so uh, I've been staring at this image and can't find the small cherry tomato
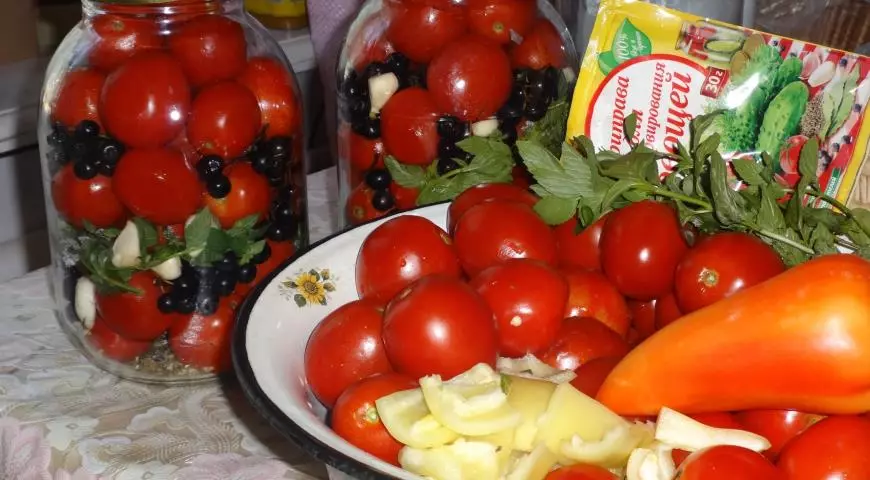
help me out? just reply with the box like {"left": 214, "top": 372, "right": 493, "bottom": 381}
{"left": 654, "top": 291, "right": 683, "bottom": 330}
{"left": 563, "top": 268, "right": 630, "bottom": 338}
{"left": 471, "top": 259, "right": 569, "bottom": 357}
{"left": 52, "top": 165, "right": 126, "bottom": 228}
{"left": 674, "top": 232, "right": 785, "bottom": 314}
{"left": 356, "top": 215, "right": 462, "bottom": 304}
{"left": 777, "top": 416, "right": 870, "bottom": 479}
{"left": 168, "top": 297, "right": 236, "bottom": 372}
{"left": 187, "top": 81, "right": 262, "bottom": 159}
{"left": 238, "top": 57, "right": 301, "bottom": 140}
{"left": 386, "top": 1, "right": 467, "bottom": 63}
{"left": 52, "top": 68, "right": 106, "bottom": 130}
{"left": 599, "top": 200, "right": 688, "bottom": 301}
{"left": 346, "top": 183, "right": 390, "bottom": 225}
{"left": 446, "top": 182, "right": 537, "bottom": 234}
{"left": 204, "top": 162, "right": 271, "bottom": 229}
{"left": 383, "top": 275, "right": 498, "bottom": 379}
{"left": 545, "top": 464, "right": 618, "bottom": 480}
{"left": 87, "top": 315, "right": 152, "bottom": 362}
{"left": 331, "top": 372, "right": 418, "bottom": 466}
{"left": 390, "top": 183, "right": 420, "bottom": 210}
{"left": 537, "top": 316, "right": 629, "bottom": 371}
{"left": 510, "top": 18, "right": 567, "bottom": 69}
{"left": 427, "top": 35, "right": 512, "bottom": 122}
{"left": 87, "top": 14, "right": 163, "bottom": 71}
{"left": 168, "top": 14, "right": 248, "bottom": 87}
{"left": 626, "top": 299, "right": 656, "bottom": 344}
{"left": 381, "top": 88, "right": 439, "bottom": 166}
{"left": 96, "top": 271, "right": 172, "bottom": 341}
{"left": 554, "top": 214, "right": 609, "bottom": 272}
{"left": 678, "top": 445, "right": 783, "bottom": 480}
{"left": 347, "top": 10, "right": 395, "bottom": 71}
{"left": 349, "top": 130, "right": 387, "bottom": 173}
{"left": 734, "top": 410, "right": 825, "bottom": 460}
{"left": 671, "top": 412, "right": 746, "bottom": 466}
{"left": 113, "top": 148, "right": 203, "bottom": 225}
{"left": 454, "top": 200, "right": 557, "bottom": 277}
{"left": 305, "top": 298, "right": 393, "bottom": 408}
{"left": 100, "top": 52, "right": 190, "bottom": 148}
{"left": 467, "top": 0, "right": 537, "bottom": 44}
{"left": 570, "top": 356, "right": 622, "bottom": 398}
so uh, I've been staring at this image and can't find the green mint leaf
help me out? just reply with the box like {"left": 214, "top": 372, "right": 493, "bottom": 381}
{"left": 597, "top": 148, "right": 657, "bottom": 183}
{"left": 461, "top": 140, "right": 514, "bottom": 180}
{"left": 241, "top": 239, "right": 266, "bottom": 265}
{"left": 622, "top": 189, "right": 650, "bottom": 202}
{"left": 131, "top": 217, "right": 158, "bottom": 252}
{"left": 385, "top": 156, "right": 427, "bottom": 189}
{"left": 228, "top": 215, "right": 260, "bottom": 238}
{"left": 417, "top": 178, "right": 460, "bottom": 205}
{"left": 760, "top": 152, "right": 776, "bottom": 179}
{"left": 771, "top": 228, "right": 812, "bottom": 267}
{"left": 731, "top": 158, "right": 766, "bottom": 186}
{"left": 534, "top": 196, "right": 579, "bottom": 225}
{"left": 757, "top": 185, "right": 787, "bottom": 230}
{"left": 185, "top": 209, "right": 217, "bottom": 253}
{"left": 809, "top": 224, "right": 839, "bottom": 254}
{"left": 798, "top": 137, "right": 819, "bottom": 182}
{"left": 195, "top": 229, "right": 232, "bottom": 266}
{"left": 612, "top": 18, "right": 651, "bottom": 64}
{"left": 843, "top": 215, "right": 870, "bottom": 246}
{"left": 601, "top": 179, "right": 638, "bottom": 212}
{"left": 708, "top": 151, "right": 747, "bottom": 225}
{"left": 851, "top": 208, "right": 870, "bottom": 239}
{"left": 577, "top": 204, "right": 596, "bottom": 227}
{"left": 456, "top": 136, "right": 512, "bottom": 159}
{"left": 623, "top": 112, "right": 638, "bottom": 142}
{"left": 598, "top": 51, "right": 619, "bottom": 75}
{"left": 521, "top": 101, "right": 569, "bottom": 155}
{"left": 518, "top": 140, "right": 595, "bottom": 199}
{"left": 689, "top": 111, "right": 723, "bottom": 152}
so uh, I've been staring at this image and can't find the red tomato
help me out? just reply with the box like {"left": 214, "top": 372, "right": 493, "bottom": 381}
{"left": 168, "top": 15, "right": 247, "bottom": 87}
{"left": 599, "top": 200, "right": 688, "bottom": 301}
{"left": 654, "top": 292, "right": 683, "bottom": 330}
{"left": 169, "top": 297, "right": 236, "bottom": 372}
{"left": 446, "top": 183, "right": 537, "bottom": 234}
{"left": 626, "top": 299, "right": 656, "bottom": 344}
{"left": 383, "top": 275, "right": 498, "bottom": 379}
{"left": 52, "top": 164, "right": 126, "bottom": 228}
{"left": 304, "top": 299, "right": 393, "bottom": 408}
{"left": 238, "top": 57, "right": 300, "bottom": 140}
{"left": 96, "top": 271, "right": 172, "bottom": 341}
{"left": 346, "top": 183, "right": 390, "bottom": 225}
{"left": 331, "top": 373, "right": 418, "bottom": 466}
{"left": 778, "top": 416, "right": 870, "bottom": 478}
{"left": 511, "top": 165, "right": 533, "bottom": 189}
{"left": 734, "top": 410, "right": 825, "bottom": 460}
{"left": 87, "top": 315, "right": 152, "bottom": 362}
{"left": 356, "top": 215, "right": 462, "bottom": 304}
{"left": 554, "top": 214, "right": 609, "bottom": 272}
{"left": 470, "top": 259, "right": 569, "bottom": 357}
{"left": 427, "top": 34, "right": 512, "bottom": 122}
{"left": 187, "top": 81, "right": 261, "bottom": 159}
{"left": 537, "top": 317, "right": 629, "bottom": 371}
{"left": 349, "top": 131, "right": 387, "bottom": 172}
{"left": 674, "top": 232, "right": 785, "bottom": 314}
{"left": 113, "top": 148, "right": 203, "bottom": 225}
{"left": 679, "top": 445, "right": 783, "bottom": 480}
{"left": 204, "top": 161, "right": 271, "bottom": 228}
{"left": 347, "top": 10, "right": 395, "bottom": 71}
{"left": 563, "top": 269, "right": 630, "bottom": 338}
{"left": 390, "top": 183, "right": 420, "bottom": 210}
{"left": 53, "top": 68, "right": 105, "bottom": 129}
{"left": 467, "top": 0, "right": 537, "bottom": 44}
{"left": 100, "top": 52, "right": 190, "bottom": 148}
{"left": 510, "top": 19, "right": 567, "bottom": 69}
{"left": 380, "top": 88, "right": 439, "bottom": 166}
{"left": 454, "top": 200, "right": 557, "bottom": 277}
{"left": 386, "top": 1, "right": 467, "bottom": 63}
{"left": 87, "top": 14, "right": 163, "bottom": 71}
{"left": 545, "top": 464, "right": 618, "bottom": 480}
{"left": 570, "top": 356, "right": 622, "bottom": 398}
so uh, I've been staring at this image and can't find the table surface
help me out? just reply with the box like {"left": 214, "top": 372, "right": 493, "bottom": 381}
{"left": 0, "top": 169, "right": 341, "bottom": 480}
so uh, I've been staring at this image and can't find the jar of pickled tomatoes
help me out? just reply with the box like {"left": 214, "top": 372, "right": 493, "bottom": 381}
{"left": 336, "top": 0, "right": 578, "bottom": 226}
{"left": 39, "top": 0, "right": 307, "bottom": 384}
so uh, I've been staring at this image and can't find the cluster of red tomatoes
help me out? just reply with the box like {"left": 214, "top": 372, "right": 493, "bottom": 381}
{"left": 303, "top": 182, "right": 869, "bottom": 478}
{"left": 337, "top": 0, "right": 569, "bottom": 224}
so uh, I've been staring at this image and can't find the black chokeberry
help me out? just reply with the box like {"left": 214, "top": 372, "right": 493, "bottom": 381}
{"left": 157, "top": 293, "right": 176, "bottom": 314}
{"left": 542, "top": 66, "right": 560, "bottom": 101}
{"left": 386, "top": 52, "right": 410, "bottom": 75}
{"left": 269, "top": 136, "right": 292, "bottom": 159}
{"left": 266, "top": 162, "right": 286, "bottom": 181}
{"left": 100, "top": 139, "right": 124, "bottom": 165}
{"left": 364, "top": 61, "right": 389, "bottom": 79}
{"left": 524, "top": 98, "right": 550, "bottom": 121}
{"left": 70, "top": 140, "right": 92, "bottom": 163}
{"left": 176, "top": 296, "right": 196, "bottom": 314}
{"left": 47, "top": 127, "right": 71, "bottom": 148}
{"left": 216, "top": 251, "right": 239, "bottom": 272}
{"left": 238, "top": 264, "right": 257, "bottom": 284}
{"left": 266, "top": 223, "right": 291, "bottom": 241}
{"left": 340, "top": 71, "right": 367, "bottom": 99}
{"left": 213, "top": 272, "right": 237, "bottom": 297}
{"left": 75, "top": 120, "right": 100, "bottom": 138}
{"left": 348, "top": 95, "right": 371, "bottom": 121}
{"left": 437, "top": 157, "right": 461, "bottom": 176}
{"left": 271, "top": 202, "right": 295, "bottom": 225}
{"left": 352, "top": 115, "right": 381, "bottom": 139}
{"left": 197, "top": 155, "right": 224, "bottom": 180}
{"left": 73, "top": 161, "right": 98, "bottom": 180}
{"left": 175, "top": 274, "right": 199, "bottom": 296}
{"left": 372, "top": 190, "right": 395, "bottom": 212}
{"left": 438, "top": 138, "right": 470, "bottom": 162}
{"left": 252, "top": 242, "right": 271, "bottom": 264}
{"left": 500, "top": 121, "right": 519, "bottom": 145}
{"left": 207, "top": 174, "right": 231, "bottom": 199}
{"left": 497, "top": 91, "right": 525, "bottom": 120}
{"left": 52, "top": 149, "right": 70, "bottom": 166}
{"left": 436, "top": 116, "right": 466, "bottom": 141}
{"left": 365, "top": 169, "right": 392, "bottom": 190}
{"left": 403, "top": 69, "right": 427, "bottom": 89}
{"left": 251, "top": 151, "right": 271, "bottom": 174}
{"left": 196, "top": 294, "right": 219, "bottom": 315}
{"left": 513, "top": 68, "right": 532, "bottom": 85}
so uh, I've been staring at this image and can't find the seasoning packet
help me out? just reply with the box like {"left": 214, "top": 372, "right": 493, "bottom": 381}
{"left": 567, "top": 0, "right": 870, "bottom": 206}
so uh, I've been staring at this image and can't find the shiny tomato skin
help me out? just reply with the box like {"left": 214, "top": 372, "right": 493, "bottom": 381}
{"left": 204, "top": 161, "right": 271, "bottom": 229}
{"left": 347, "top": 10, "right": 395, "bottom": 71}
{"left": 510, "top": 19, "right": 567, "bottom": 69}
{"left": 346, "top": 183, "right": 389, "bottom": 225}
{"left": 674, "top": 232, "right": 786, "bottom": 314}
{"left": 187, "top": 81, "right": 262, "bottom": 159}
{"left": 52, "top": 165, "right": 126, "bottom": 228}
{"left": 454, "top": 200, "right": 557, "bottom": 277}
{"left": 349, "top": 131, "right": 387, "bottom": 173}
{"left": 563, "top": 269, "right": 630, "bottom": 338}
{"left": 356, "top": 215, "right": 462, "bottom": 304}
{"left": 100, "top": 52, "right": 190, "bottom": 149}
{"left": 380, "top": 88, "right": 439, "bottom": 166}
{"left": 554, "top": 214, "right": 609, "bottom": 273}
{"left": 168, "top": 14, "right": 248, "bottom": 87}
{"left": 467, "top": 0, "right": 537, "bottom": 44}
{"left": 53, "top": 68, "right": 106, "bottom": 130}
{"left": 654, "top": 292, "right": 683, "bottom": 330}
{"left": 113, "top": 148, "right": 203, "bottom": 225}
{"left": 382, "top": 275, "right": 498, "bottom": 379}
{"left": 734, "top": 410, "right": 825, "bottom": 460}
{"left": 331, "top": 372, "right": 418, "bottom": 466}
{"left": 304, "top": 298, "right": 393, "bottom": 408}
{"left": 390, "top": 183, "right": 420, "bottom": 210}
{"left": 627, "top": 299, "right": 656, "bottom": 344}
{"left": 87, "top": 316, "right": 152, "bottom": 362}
{"left": 168, "top": 297, "right": 236, "bottom": 372}
{"left": 446, "top": 183, "right": 538, "bottom": 234}
{"left": 678, "top": 445, "right": 783, "bottom": 480}
{"left": 386, "top": 1, "right": 467, "bottom": 63}
{"left": 570, "top": 356, "right": 622, "bottom": 398}
{"left": 470, "top": 259, "right": 569, "bottom": 358}
{"left": 599, "top": 200, "right": 688, "bottom": 301}
{"left": 537, "top": 316, "right": 630, "bottom": 371}
{"left": 96, "top": 271, "right": 172, "bottom": 341}
{"left": 544, "top": 464, "right": 618, "bottom": 480}
{"left": 88, "top": 15, "right": 163, "bottom": 71}
{"left": 777, "top": 416, "right": 870, "bottom": 479}
{"left": 427, "top": 35, "right": 512, "bottom": 122}
{"left": 238, "top": 57, "right": 300, "bottom": 140}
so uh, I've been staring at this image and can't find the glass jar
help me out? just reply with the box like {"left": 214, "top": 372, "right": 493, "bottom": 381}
{"left": 39, "top": 0, "right": 308, "bottom": 384}
{"left": 336, "top": 0, "right": 578, "bottom": 227}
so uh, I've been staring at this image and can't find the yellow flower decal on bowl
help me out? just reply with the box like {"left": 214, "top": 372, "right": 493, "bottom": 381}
{"left": 279, "top": 269, "right": 336, "bottom": 307}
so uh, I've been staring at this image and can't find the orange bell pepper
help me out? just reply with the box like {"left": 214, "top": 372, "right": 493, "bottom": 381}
{"left": 596, "top": 254, "right": 870, "bottom": 416}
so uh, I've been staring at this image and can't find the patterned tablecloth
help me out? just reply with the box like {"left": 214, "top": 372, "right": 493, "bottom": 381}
{"left": 0, "top": 169, "right": 341, "bottom": 480}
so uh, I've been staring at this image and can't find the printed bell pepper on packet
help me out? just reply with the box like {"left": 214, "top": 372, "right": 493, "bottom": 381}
{"left": 567, "top": 0, "right": 870, "bottom": 207}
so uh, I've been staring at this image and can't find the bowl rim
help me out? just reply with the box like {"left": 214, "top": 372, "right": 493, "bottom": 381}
{"left": 231, "top": 203, "right": 449, "bottom": 480}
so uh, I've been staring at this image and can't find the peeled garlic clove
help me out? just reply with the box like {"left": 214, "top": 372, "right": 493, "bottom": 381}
{"left": 808, "top": 61, "right": 836, "bottom": 87}
{"left": 369, "top": 72, "right": 400, "bottom": 115}
{"left": 74, "top": 277, "right": 96, "bottom": 330}
{"left": 111, "top": 221, "right": 141, "bottom": 268}
{"left": 152, "top": 256, "right": 182, "bottom": 281}
{"left": 471, "top": 118, "right": 500, "bottom": 137}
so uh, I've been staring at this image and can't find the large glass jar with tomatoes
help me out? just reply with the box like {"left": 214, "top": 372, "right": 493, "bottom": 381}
{"left": 39, "top": 0, "right": 307, "bottom": 384}
{"left": 336, "top": 0, "right": 578, "bottom": 226}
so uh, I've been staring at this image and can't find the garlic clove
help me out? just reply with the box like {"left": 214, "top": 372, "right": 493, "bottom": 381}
{"left": 111, "top": 221, "right": 141, "bottom": 268}
{"left": 369, "top": 72, "right": 400, "bottom": 115}
{"left": 152, "top": 256, "right": 182, "bottom": 281}
{"left": 74, "top": 276, "right": 96, "bottom": 330}
{"left": 471, "top": 118, "right": 500, "bottom": 137}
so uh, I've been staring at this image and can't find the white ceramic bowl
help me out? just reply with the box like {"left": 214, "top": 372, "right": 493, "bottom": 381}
{"left": 232, "top": 204, "right": 450, "bottom": 480}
